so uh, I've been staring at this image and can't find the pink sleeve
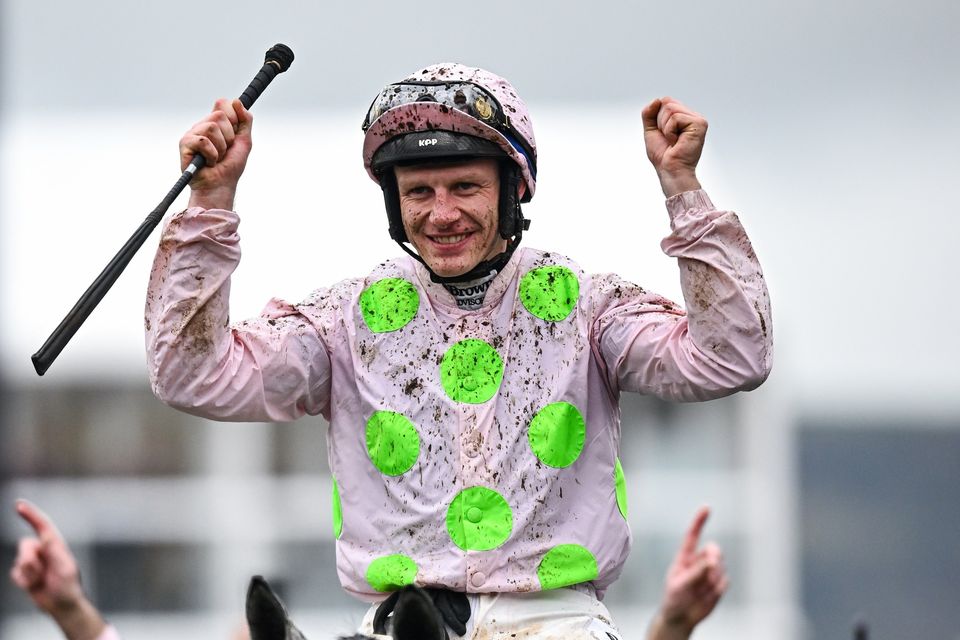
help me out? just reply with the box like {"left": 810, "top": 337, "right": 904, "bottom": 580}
{"left": 592, "top": 190, "right": 772, "bottom": 401}
{"left": 96, "top": 625, "right": 123, "bottom": 640}
{"left": 144, "top": 208, "right": 335, "bottom": 422}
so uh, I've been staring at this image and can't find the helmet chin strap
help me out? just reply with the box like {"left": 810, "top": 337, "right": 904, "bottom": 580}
{"left": 396, "top": 229, "right": 524, "bottom": 284}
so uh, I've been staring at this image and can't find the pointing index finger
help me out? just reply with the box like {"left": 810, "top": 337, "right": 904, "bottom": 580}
{"left": 15, "top": 499, "right": 61, "bottom": 543}
{"left": 679, "top": 505, "right": 711, "bottom": 559}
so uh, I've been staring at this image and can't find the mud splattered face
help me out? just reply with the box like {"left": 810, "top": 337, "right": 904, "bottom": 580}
{"left": 395, "top": 159, "right": 507, "bottom": 279}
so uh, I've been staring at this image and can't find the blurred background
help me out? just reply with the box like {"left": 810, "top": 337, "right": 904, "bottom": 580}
{"left": 1, "top": 0, "right": 958, "bottom": 638}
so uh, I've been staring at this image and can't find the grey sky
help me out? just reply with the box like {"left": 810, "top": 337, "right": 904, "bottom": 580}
{"left": 3, "top": 0, "right": 957, "bottom": 113}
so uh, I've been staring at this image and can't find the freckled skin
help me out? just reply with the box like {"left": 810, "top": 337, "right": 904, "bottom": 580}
{"left": 395, "top": 159, "right": 508, "bottom": 279}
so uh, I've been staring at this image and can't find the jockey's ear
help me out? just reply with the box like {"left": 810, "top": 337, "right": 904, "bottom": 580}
{"left": 245, "top": 575, "right": 309, "bottom": 640}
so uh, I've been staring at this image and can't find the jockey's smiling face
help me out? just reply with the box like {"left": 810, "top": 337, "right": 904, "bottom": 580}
{"left": 394, "top": 159, "right": 507, "bottom": 279}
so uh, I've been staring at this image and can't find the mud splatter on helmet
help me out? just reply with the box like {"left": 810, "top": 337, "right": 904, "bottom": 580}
{"left": 362, "top": 63, "right": 537, "bottom": 282}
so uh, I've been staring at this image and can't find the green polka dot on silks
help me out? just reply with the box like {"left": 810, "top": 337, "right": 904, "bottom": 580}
{"left": 519, "top": 265, "right": 580, "bottom": 322}
{"left": 615, "top": 458, "right": 629, "bottom": 519}
{"left": 537, "top": 544, "right": 598, "bottom": 590}
{"left": 528, "top": 402, "right": 586, "bottom": 468}
{"left": 446, "top": 486, "right": 513, "bottom": 551}
{"left": 366, "top": 554, "right": 418, "bottom": 592}
{"left": 332, "top": 475, "right": 343, "bottom": 539}
{"left": 359, "top": 278, "right": 419, "bottom": 333}
{"left": 439, "top": 339, "right": 504, "bottom": 404}
{"left": 366, "top": 411, "right": 420, "bottom": 476}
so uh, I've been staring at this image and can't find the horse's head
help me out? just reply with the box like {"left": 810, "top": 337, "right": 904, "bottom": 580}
{"left": 246, "top": 576, "right": 452, "bottom": 640}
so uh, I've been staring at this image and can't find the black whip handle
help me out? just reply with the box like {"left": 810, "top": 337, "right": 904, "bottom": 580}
{"left": 31, "top": 44, "right": 294, "bottom": 376}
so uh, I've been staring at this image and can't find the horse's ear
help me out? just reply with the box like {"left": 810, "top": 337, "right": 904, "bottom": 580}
{"left": 391, "top": 586, "right": 447, "bottom": 640}
{"left": 245, "top": 575, "right": 309, "bottom": 640}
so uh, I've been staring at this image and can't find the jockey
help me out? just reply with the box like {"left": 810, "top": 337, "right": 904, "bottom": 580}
{"left": 145, "top": 62, "right": 772, "bottom": 638}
